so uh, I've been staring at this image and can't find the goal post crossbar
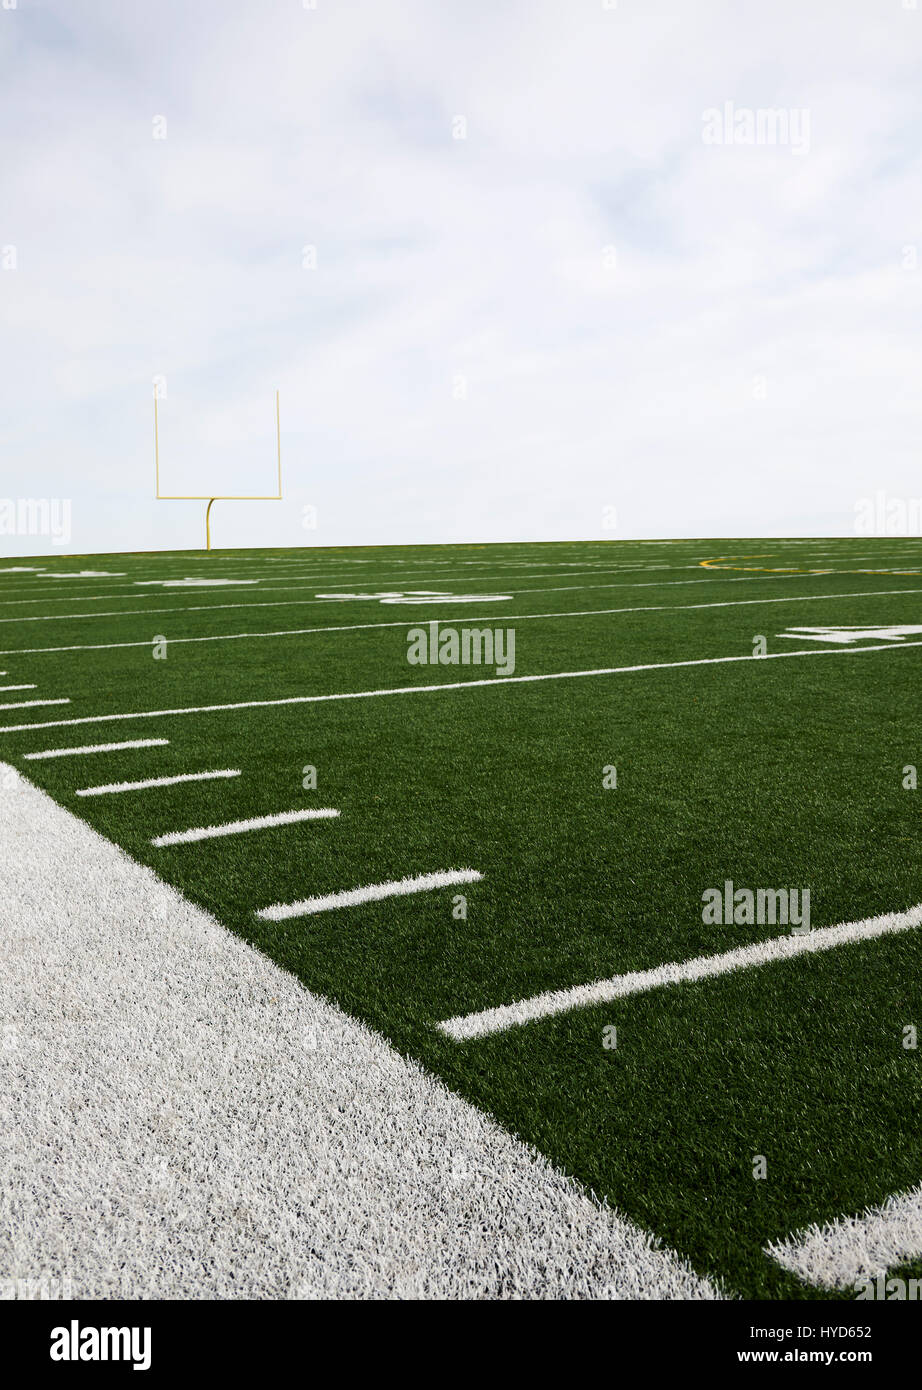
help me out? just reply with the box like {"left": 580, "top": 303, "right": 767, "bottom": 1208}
{"left": 154, "top": 389, "right": 283, "bottom": 549}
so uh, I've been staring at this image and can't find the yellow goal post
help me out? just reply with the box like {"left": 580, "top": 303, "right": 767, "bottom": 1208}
{"left": 154, "top": 388, "right": 283, "bottom": 550}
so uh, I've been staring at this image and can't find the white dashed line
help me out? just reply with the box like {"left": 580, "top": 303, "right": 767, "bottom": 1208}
{"left": 23, "top": 738, "right": 171, "bottom": 761}
{"left": 75, "top": 769, "right": 241, "bottom": 798}
{"left": 152, "top": 807, "right": 340, "bottom": 847}
{"left": 257, "top": 869, "right": 483, "bottom": 922}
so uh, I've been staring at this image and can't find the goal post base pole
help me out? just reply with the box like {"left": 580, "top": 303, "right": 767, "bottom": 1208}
{"left": 154, "top": 389, "right": 283, "bottom": 551}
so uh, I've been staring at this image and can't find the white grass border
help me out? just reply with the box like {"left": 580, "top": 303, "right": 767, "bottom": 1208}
{"left": 0, "top": 763, "right": 719, "bottom": 1300}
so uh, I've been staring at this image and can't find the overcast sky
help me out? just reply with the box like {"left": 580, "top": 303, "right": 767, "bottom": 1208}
{"left": 2, "top": 0, "right": 921, "bottom": 555}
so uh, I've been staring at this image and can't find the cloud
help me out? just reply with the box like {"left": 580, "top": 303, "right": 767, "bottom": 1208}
{"left": 2, "top": 0, "right": 922, "bottom": 553}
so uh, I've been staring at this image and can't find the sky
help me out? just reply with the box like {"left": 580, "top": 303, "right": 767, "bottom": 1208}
{"left": 1, "top": 0, "right": 921, "bottom": 556}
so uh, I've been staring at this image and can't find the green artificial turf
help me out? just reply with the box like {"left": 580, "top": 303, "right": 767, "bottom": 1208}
{"left": 3, "top": 537, "right": 922, "bottom": 1298}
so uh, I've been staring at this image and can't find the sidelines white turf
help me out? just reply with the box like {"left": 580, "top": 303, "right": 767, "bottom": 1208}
{"left": 257, "top": 869, "right": 483, "bottom": 922}
{"left": 151, "top": 807, "right": 340, "bottom": 847}
{"left": 23, "top": 738, "right": 171, "bottom": 760}
{"left": 0, "top": 764, "right": 719, "bottom": 1299}
{"left": 4, "top": 636, "right": 922, "bottom": 736}
{"left": 5, "top": 583, "right": 922, "bottom": 657}
{"left": 75, "top": 769, "right": 241, "bottom": 797}
{"left": 766, "top": 1185, "right": 922, "bottom": 1290}
{"left": 438, "top": 903, "right": 922, "bottom": 1040}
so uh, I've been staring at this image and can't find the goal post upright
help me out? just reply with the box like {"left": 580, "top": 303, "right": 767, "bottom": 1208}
{"left": 154, "top": 388, "right": 283, "bottom": 550}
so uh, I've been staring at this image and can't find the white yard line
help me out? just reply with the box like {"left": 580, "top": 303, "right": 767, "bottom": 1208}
{"left": 766, "top": 1185, "right": 922, "bottom": 1290}
{"left": 2, "top": 637, "right": 922, "bottom": 736}
{"left": 23, "top": 738, "right": 170, "bottom": 761}
{"left": 0, "top": 684, "right": 36, "bottom": 692}
{"left": 0, "top": 570, "right": 818, "bottom": 628}
{"left": 0, "top": 565, "right": 701, "bottom": 605}
{"left": 0, "top": 698, "right": 69, "bottom": 713}
{"left": 75, "top": 769, "right": 240, "bottom": 797}
{"left": 257, "top": 869, "right": 483, "bottom": 922}
{"left": 4, "top": 585, "right": 922, "bottom": 657}
{"left": 0, "top": 557, "right": 631, "bottom": 601}
{"left": 438, "top": 903, "right": 922, "bottom": 1041}
{"left": 0, "top": 766, "right": 719, "bottom": 1299}
{"left": 0, "top": 561, "right": 706, "bottom": 603}
{"left": 152, "top": 807, "right": 340, "bottom": 847}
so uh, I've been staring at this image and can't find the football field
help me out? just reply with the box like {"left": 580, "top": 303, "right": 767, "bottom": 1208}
{"left": 3, "top": 536, "right": 922, "bottom": 1299}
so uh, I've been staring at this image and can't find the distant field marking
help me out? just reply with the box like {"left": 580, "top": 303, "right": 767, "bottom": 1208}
{"left": 0, "top": 568, "right": 865, "bottom": 626}
{"left": 4, "top": 585, "right": 922, "bottom": 657}
{"left": 152, "top": 807, "right": 340, "bottom": 847}
{"left": 0, "top": 565, "right": 702, "bottom": 608}
{"left": 438, "top": 903, "right": 922, "bottom": 1041}
{"left": 23, "top": 738, "right": 171, "bottom": 761}
{"left": 0, "top": 571, "right": 830, "bottom": 627}
{"left": 0, "top": 698, "right": 69, "bottom": 713}
{"left": 701, "top": 555, "right": 922, "bottom": 577}
{"left": 300, "top": 564, "right": 703, "bottom": 590}
{"left": 766, "top": 1184, "right": 922, "bottom": 1290}
{"left": 75, "top": 769, "right": 241, "bottom": 797}
{"left": 0, "top": 572, "right": 366, "bottom": 604}
{"left": 4, "top": 638, "right": 922, "bottom": 735}
{"left": 0, "top": 557, "right": 622, "bottom": 599}
{"left": 256, "top": 868, "right": 483, "bottom": 922}
{"left": 0, "top": 562, "right": 702, "bottom": 602}
{"left": 0, "top": 684, "right": 36, "bottom": 692}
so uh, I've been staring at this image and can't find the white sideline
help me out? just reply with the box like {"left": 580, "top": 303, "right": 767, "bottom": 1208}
{"left": 152, "top": 807, "right": 340, "bottom": 847}
{"left": 4, "top": 584, "right": 922, "bottom": 657}
{"left": 0, "top": 765, "right": 719, "bottom": 1300}
{"left": 257, "top": 869, "right": 483, "bottom": 922}
{"left": 76, "top": 769, "right": 240, "bottom": 797}
{"left": 766, "top": 1184, "right": 922, "bottom": 1289}
{"left": 438, "top": 903, "right": 922, "bottom": 1041}
{"left": 3, "top": 636, "right": 922, "bottom": 736}
{"left": 24, "top": 738, "right": 170, "bottom": 760}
